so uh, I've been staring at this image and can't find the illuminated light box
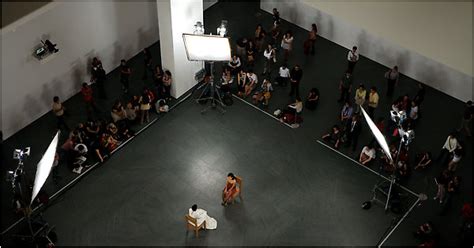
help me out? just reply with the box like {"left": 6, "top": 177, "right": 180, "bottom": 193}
{"left": 182, "top": 33, "right": 231, "bottom": 61}
{"left": 31, "top": 131, "right": 59, "bottom": 204}
{"left": 360, "top": 106, "right": 392, "bottom": 162}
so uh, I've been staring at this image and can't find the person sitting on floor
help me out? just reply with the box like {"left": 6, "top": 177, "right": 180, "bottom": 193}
{"left": 220, "top": 68, "right": 233, "bottom": 94}
{"left": 125, "top": 102, "right": 138, "bottom": 123}
{"left": 280, "top": 97, "right": 303, "bottom": 124}
{"left": 188, "top": 204, "right": 217, "bottom": 230}
{"left": 380, "top": 144, "right": 398, "bottom": 172}
{"left": 244, "top": 70, "right": 258, "bottom": 97}
{"left": 155, "top": 99, "right": 169, "bottom": 113}
{"left": 396, "top": 159, "right": 410, "bottom": 180}
{"left": 414, "top": 151, "right": 432, "bottom": 170}
{"left": 252, "top": 79, "right": 273, "bottom": 106}
{"left": 414, "top": 221, "right": 438, "bottom": 246}
{"left": 222, "top": 172, "right": 240, "bottom": 206}
{"left": 305, "top": 88, "right": 319, "bottom": 110}
{"left": 228, "top": 55, "right": 241, "bottom": 76}
{"left": 359, "top": 144, "right": 376, "bottom": 166}
{"left": 322, "top": 125, "right": 342, "bottom": 149}
{"left": 111, "top": 101, "right": 127, "bottom": 123}
{"left": 237, "top": 70, "right": 247, "bottom": 97}
{"left": 72, "top": 143, "right": 89, "bottom": 174}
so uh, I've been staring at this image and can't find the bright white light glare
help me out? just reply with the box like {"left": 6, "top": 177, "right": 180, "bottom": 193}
{"left": 30, "top": 131, "right": 59, "bottom": 204}
{"left": 182, "top": 34, "right": 231, "bottom": 61}
{"left": 360, "top": 106, "right": 392, "bottom": 162}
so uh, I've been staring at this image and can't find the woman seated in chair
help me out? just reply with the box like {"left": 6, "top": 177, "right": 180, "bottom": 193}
{"left": 252, "top": 79, "right": 273, "bottom": 106}
{"left": 222, "top": 173, "right": 240, "bottom": 206}
{"left": 188, "top": 204, "right": 217, "bottom": 230}
{"left": 322, "top": 125, "right": 342, "bottom": 149}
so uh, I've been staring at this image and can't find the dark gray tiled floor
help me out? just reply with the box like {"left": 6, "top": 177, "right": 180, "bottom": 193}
{"left": 1, "top": 1, "right": 472, "bottom": 246}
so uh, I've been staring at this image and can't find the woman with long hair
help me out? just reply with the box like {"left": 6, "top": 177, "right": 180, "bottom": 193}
{"left": 222, "top": 173, "right": 240, "bottom": 206}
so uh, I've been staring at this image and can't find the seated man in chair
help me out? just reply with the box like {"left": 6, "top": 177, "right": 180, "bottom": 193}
{"left": 188, "top": 204, "right": 217, "bottom": 230}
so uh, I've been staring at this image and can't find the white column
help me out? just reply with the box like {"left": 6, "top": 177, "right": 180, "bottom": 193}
{"left": 157, "top": 0, "right": 203, "bottom": 98}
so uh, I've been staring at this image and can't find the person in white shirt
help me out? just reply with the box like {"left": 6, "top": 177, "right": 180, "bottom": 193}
{"left": 438, "top": 132, "right": 461, "bottom": 165}
{"left": 188, "top": 204, "right": 217, "bottom": 230}
{"left": 263, "top": 44, "right": 276, "bottom": 75}
{"left": 227, "top": 55, "right": 241, "bottom": 76}
{"left": 359, "top": 144, "right": 376, "bottom": 165}
{"left": 277, "top": 63, "right": 290, "bottom": 86}
{"left": 409, "top": 100, "right": 419, "bottom": 121}
{"left": 252, "top": 79, "right": 273, "bottom": 105}
{"left": 448, "top": 148, "right": 463, "bottom": 171}
{"left": 244, "top": 70, "right": 258, "bottom": 97}
{"left": 347, "top": 46, "right": 359, "bottom": 73}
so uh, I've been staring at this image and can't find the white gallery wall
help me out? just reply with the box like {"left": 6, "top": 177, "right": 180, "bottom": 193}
{"left": 1, "top": 1, "right": 159, "bottom": 139}
{"left": 157, "top": 0, "right": 204, "bottom": 98}
{"left": 261, "top": 0, "right": 473, "bottom": 102}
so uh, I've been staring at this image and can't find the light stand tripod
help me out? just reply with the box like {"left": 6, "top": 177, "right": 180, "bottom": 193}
{"left": 371, "top": 110, "right": 414, "bottom": 212}
{"left": 195, "top": 61, "right": 226, "bottom": 114}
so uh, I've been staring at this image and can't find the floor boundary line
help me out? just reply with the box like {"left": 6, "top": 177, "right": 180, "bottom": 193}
{"left": 231, "top": 94, "right": 294, "bottom": 129}
{"left": 1, "top": 93, "right": 192, "bottom": 236}
{"left": 316, "top": 140, "right": 419, "bottom": 197}
{"left": 378, "top": 197, "right": 421, "bottom": 247}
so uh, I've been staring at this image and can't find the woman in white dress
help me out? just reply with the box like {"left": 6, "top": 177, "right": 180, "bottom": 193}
{"left": 188, "top": 204, "right": 217, "bottom": 230}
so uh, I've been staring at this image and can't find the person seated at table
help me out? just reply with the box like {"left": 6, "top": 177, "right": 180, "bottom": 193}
{"left": 305, "top": 88, "right": 319, "bottom": 110}
{"left": 222, "top": 173, "right": 240, "bottom": 206}
{"left": 252, "top": 79, "right": 273, "bottom": 106}
{"left": 414, "top": 151, "right": 432, "bottom": 170}
{"left": 188, "top": 204, "right": 217, "bottom": 230}
{"left": 359, "top": 144, "right": 376, "bottom": 166}
{"left": 322, "top": 125, "right": 342, "bottom": 149}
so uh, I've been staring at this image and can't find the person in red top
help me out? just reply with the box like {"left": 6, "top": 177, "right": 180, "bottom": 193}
{"left": 81, "top": 83, "right": 98, "bottom": 117}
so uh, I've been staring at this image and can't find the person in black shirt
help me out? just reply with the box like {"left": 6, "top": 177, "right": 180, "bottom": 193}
{"left": 120, "top": 59, "right": 132, "bottom": 93}
{"left": 458, "top": 100, "right": 473, "bottom": 137}
{"left": 95, "top": 66, "right": 107, "bottom": 99}
{"left": 338, "top": 71, "right": 353, "bottom": 103}
{"left": 142, "top": 48, "right": 153, "bottom": 80}
{"left": 414, "top": 83, "right": 425, "bottom": 106}
{"left": 289, "top": 65, "right": 303, "bottom": 98}
{"left": 345, "top": 115, "right": 362, "bottom": 151}
{"left": 272, "top": 8, "right": 280, "bottom": 24}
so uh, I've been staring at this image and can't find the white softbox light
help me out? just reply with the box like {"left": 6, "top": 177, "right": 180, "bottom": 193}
{"left": 360, "top": 106, "right": 392, "bottom": 162}
{"left": 30, "top": 131, "right": 59, "bottom": 204}
{"left": 182, "top": 33, "right": 231, "bottom": 61}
